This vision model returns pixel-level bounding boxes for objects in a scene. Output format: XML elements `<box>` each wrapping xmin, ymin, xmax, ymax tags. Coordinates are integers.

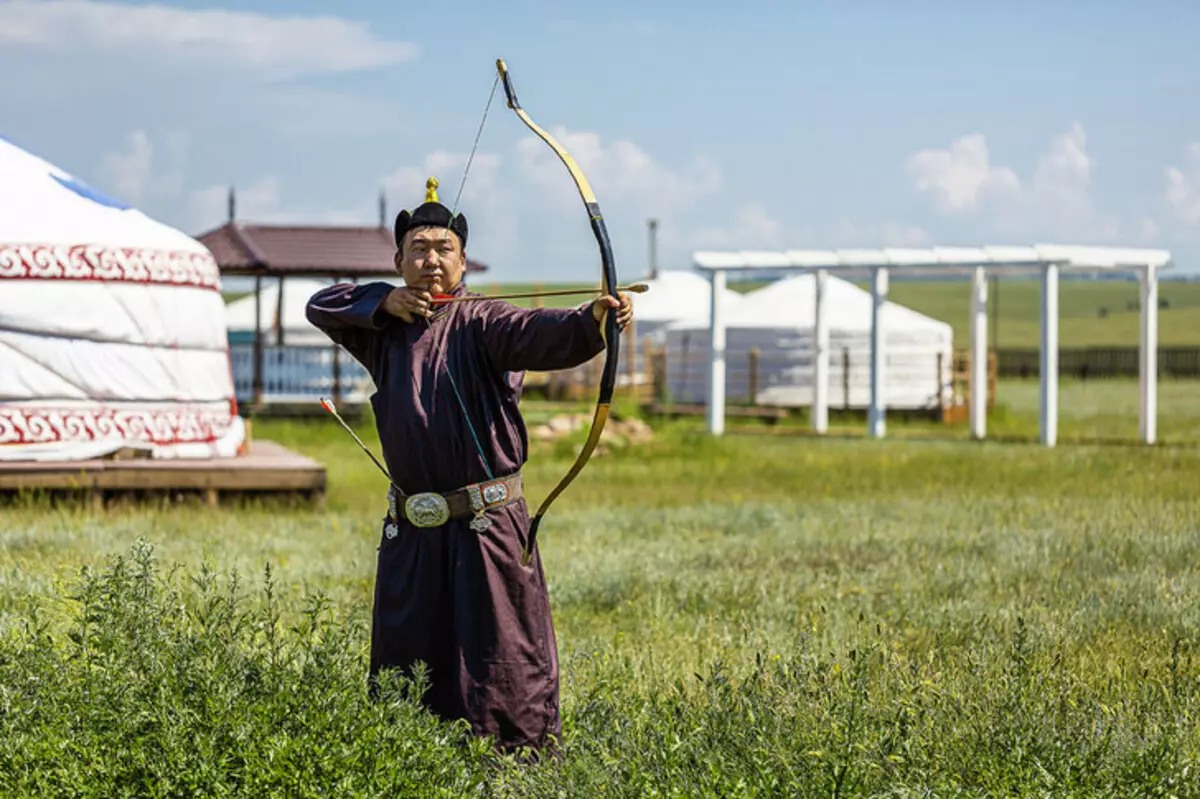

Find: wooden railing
<box><xmin>996</xmin><ymin>347</ymin><xmax>1200</xmax><ymax>379</ymax></box>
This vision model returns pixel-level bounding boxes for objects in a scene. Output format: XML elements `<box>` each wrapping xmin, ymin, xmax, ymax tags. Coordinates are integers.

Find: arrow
<box><xmin>432</xmin><ymin>282</ymin><xmax>649</xmax><ymax>304</ymax></box>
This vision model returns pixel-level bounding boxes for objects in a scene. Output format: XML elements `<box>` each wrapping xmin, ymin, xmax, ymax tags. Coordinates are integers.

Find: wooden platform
<box><xmin>0</xmin><ymin>440</ymin><xmax>325</xmax><ymax>507</ymax></box>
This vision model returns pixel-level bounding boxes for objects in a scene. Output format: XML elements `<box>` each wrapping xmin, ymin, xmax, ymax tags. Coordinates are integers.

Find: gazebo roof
<box><xmin>197</xmin><ymin>222</ymin><xmax>489</xmax><ymax>278</ymax></box>
<box><xmin>693</xmin><ymin>245</ymin><xmax>1173</xmax><ymax>276</ymax></box>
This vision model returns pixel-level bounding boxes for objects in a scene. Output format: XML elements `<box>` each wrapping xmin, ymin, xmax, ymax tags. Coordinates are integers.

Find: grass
<box><xmin>1</xmin><ymin>389</ymin><xmax>1198</xmax><ymax>795</ymax></box>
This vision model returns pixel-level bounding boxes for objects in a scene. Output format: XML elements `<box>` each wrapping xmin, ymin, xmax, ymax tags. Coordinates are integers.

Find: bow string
<box><xmin>448</xmin><ymin>58</ymin><xmax>622</xmax><ymax>566</ymax></box>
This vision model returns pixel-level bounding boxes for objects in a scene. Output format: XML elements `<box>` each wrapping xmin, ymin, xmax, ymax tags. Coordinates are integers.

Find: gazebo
<box><xmin>196</xmin><ymin>194</ymin><xmax>487</xmax><ymax>410</ymax></box>
<box><xmin>693</xmin><ymin>245</ymin><xmax>1172</xmax><ymax>446</ymax></box>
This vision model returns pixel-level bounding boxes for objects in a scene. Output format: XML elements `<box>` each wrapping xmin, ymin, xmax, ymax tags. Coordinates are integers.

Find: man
<box><xmin>305</xmin><ymin>178</ymin><xmax>633</xmax><ymax>754</ymax></box>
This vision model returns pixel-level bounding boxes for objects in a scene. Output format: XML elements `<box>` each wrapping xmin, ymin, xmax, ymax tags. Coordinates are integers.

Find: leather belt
<box><xmin>386</xmin><ymin>472</ymin><xmax>523</xmax><ymax>533</ymax></box>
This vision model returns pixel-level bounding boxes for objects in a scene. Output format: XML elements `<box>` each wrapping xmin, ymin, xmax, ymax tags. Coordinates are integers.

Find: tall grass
<box><xmin>0</xmin><ymin>537</ymin><xmax>1195</xmax><ymax>796</ymax></box>
<box><xmin>1</xmin><ymin>411</ymin><xmax>1198</xmax><ymax>794</ymax></box>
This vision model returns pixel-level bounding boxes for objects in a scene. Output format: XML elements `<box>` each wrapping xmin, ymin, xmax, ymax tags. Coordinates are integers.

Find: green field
<box><xmin>1</xmin><ymin>384</ymin><xmax>1198</xmax><ymax>795</ymax></box>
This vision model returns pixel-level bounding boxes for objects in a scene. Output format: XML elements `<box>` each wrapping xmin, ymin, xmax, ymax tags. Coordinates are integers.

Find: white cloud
<box><xmin>190</xmin><ymin>177</ymin><xmax>281</xmax><ymax>229</ymax></box>
<box><xmin>693</xmin><ymin>204</ymin><xmax>786</xmax><ymax>249</ymax></box>
<box><xmin>516</xmin><ymin>127</ymin><xmax>722</xmax><ymax>213</ymax></box>
<box><xmin>906</xmin><ymin>133</ymin><xmax>1020</xmax><ymax>213</ymax></box>
<box><xmin>382</xmin><ymin>150</ymin><xmax>502</xmax><ymax>212</ymax></box>
<box><xmin>99</xmin><ymin>130</ymin><xmax>153</xmax><ymax>203</ymax></box>
<box><xmin>1166</xmin><ymin>143</ymin><xmax>1200</xmax><ymax>227</ymax></box>
<box><xmin>906</xmin><ymin>123</ymin><xmax>1121</xmax><ymax>241</ymax></box>
<box><xmin>98</xmin><ymin>129</ymin><xmax>187</xmax><ymax>205</ymax></box>
<box><xmin>829</xmin><ymin>219</ymin><xmax>931</xmax><ymax>248</ymax></box>
<box><xmin>0</xmin><ymin>0</ymin><xmax>417</xmax><ymax>80</ymax></box>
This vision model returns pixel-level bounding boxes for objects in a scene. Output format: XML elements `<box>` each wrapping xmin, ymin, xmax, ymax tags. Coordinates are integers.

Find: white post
<box><xmin>970</xmin><ymin>266</ymin><xmax>989</xmax><ymax>440</ymax></box>
<box><xmin>1040</xmin><ymin>263</ymin><xmax>1059</xmax><ymax>447</ymax></box>
<box><xmin>1139</xmin><ymin>264</ymin><xmax>1159</xmax><ymax>445</ymax></box>
<box><xmin>707</xmin><ymin>269</ymin><xmax>727</xmax><ymax>436</ymax></box>
<box><xmin>869</xmin><ymin>267</ymin><xmax>888</xmax><ymax>438</ymax></box>
<box><xmin>813</xmin><ymin>269</ymin><xmax>830</xmax><ymax>434</ymax></box>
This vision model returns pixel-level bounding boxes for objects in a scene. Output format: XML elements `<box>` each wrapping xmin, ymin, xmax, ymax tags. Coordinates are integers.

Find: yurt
<box><xmin>662</xmin><ymin>273</ymin><xmax>954</xmax><ymax>409</ymax></box>
<box><xmin>223</xmin><ymin>277</ymin><xmax>336</xmax><ymax>346</ymax></box>
<box><xmin>0</xmin><ymin>136</ymin><xmax>245</xmax><ymax>461</ymax></box>
<box><xmin>627</xmin><ymin>270</ymin><xmax>745</xmax><ymax>345</ymax></box>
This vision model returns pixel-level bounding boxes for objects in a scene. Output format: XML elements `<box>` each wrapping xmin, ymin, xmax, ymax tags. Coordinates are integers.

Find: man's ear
<box><xmin>393</xmin><ymin>251</ymin><xmax>403</xmax><ymax>271</ymax></box>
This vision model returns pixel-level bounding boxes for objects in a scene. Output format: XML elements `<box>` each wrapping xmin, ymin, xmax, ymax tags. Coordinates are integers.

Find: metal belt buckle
<box><xmin>405</xmin><ymin>492</ymin><xmax>451</xmax><ymax>528</ymax></box>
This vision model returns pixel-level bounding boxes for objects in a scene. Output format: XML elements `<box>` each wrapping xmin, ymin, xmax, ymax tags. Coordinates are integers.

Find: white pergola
<box><xmin>693</xmin><ymin>245</ymin><xmax>1173</xmax><ymax>446</ymax></box>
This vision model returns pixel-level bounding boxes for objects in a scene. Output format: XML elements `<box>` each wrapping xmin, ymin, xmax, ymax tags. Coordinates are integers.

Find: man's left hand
<box><xmin>592</xmin><ymin>292</ymin><xmax>633</xmax><ymax>331</ymax></box>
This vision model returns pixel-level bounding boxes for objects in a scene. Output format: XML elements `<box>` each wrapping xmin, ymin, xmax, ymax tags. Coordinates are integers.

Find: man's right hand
<box><xmin>382</xmin><ymin>286</ymin><xmax>433</xmax><ymax>323</ymax></box>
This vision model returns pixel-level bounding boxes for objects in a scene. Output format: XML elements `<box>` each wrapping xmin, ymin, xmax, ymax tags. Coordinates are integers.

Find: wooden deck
<box><xmin>0</xmin><ymin>440</ymin><xmax>325</xmax><ymax>508</ymax></box>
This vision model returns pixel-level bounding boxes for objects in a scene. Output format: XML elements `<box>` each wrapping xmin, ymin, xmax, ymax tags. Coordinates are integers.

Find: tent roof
<box><xmin>198</xmin><ymin>222</ymin><xmax>490</xmax><ymax>278</ymax></box>
<box><xmin>694</xmin><ymin>245</ymin><xmax>1173</xmax><ymax>276</ymax></box>
<box><xmin>629</xmin><ymin>270</ymin><xmax>744</xmax><ymax>324</ymax></box>
<box><xmin>667</xmin><ymin>273</ymin><xmax>952</xmax><ymax>334</ymax></box>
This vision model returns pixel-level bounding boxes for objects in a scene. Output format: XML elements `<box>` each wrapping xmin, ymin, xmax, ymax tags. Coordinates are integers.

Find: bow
<box><xmin>493</xmin><ymin>59</ymin><xmax>622</xmax><ymax>565</ymax></box>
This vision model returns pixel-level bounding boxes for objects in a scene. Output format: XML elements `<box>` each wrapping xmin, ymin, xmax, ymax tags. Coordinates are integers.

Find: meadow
<box><xmin>1</xmin><ymin>378</ymin><xmax>1198</xmax><ymax>796</ymax></box>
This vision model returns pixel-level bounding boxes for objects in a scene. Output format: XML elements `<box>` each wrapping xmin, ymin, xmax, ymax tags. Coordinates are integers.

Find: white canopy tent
<box><xmin>693</xmin><ymin>245</ymin><xmax>1173</xmax><ymax>445</ymax></box>
<box><xmin>0</xmin><ymin>136</ymin><xmax>245</xmax><ymax>461</ymax></box>
<box><xmin>663</xmin><ymin>273</ymin><xmax>953</xmax><ymax>409</ymax></box>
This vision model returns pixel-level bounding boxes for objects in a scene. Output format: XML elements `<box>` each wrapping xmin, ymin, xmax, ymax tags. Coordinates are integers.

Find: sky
<box><xmin>3</xmin><ymin>0</ymin><xmax>1200</xmax><ymax>283</ymax></box>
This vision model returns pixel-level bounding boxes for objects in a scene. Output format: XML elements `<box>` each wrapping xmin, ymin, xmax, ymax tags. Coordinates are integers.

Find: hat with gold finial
<box><xmin>392</xmin><ymin>176</ymin><xmax>469</xmax><ymax>250</ymax></box>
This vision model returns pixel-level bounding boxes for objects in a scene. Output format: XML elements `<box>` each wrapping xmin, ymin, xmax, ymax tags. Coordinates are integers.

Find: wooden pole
<box><xmin>988</xmin><ymin>351</ymin><xmax>997</xmax><ymax>411</ymax></box>
<box><xmin>842</xmin><ymin>347</ymin><xmax>851</xmax><ymax>411</ymax></box>
<box><xmin>624</xmin><ymin>324</ymin><xmax>636</xmax><ymax>397</ymax></box>
<box><xmin>253</xmin><ymin>275</ymin><xmax>263</xmax><ymax>409</ymax></box>
<box><xmin>332</xmin><ymin>344</ymin><xmax>342</xmax><ymax>408</ymax></box>
<box><xmin>748</xmin><ymin>347</ymin><xmax>759</xmax><ymax>405</ymax></box>
<box><xmin>937</xmin><ymin>351</ymin><xmax>945</xmax><ymax>420</ymax></box>
<box><xmin>275</xmin><ymin>276</ymin><xmax>285</xmax><ymax>347</ymax></box>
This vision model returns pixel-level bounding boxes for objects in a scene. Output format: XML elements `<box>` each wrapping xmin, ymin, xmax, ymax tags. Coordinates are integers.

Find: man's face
<box><xmin>395</xmin><ymin>226</ymin><xmax>465</xmax><ymax>294</ymax></box>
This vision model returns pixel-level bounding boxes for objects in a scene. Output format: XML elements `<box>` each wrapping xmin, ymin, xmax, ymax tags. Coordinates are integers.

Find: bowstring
<box><xmin>423</xmin><ymin>70</ymin><xmax>501</xmax><ymax>482</ymax></box>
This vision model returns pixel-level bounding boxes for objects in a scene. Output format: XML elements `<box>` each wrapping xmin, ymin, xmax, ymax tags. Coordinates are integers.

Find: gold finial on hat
<box><xmin>425</xmin><ymin>177</ymin><xmax>439</xmax><ymax>203</ymax></box>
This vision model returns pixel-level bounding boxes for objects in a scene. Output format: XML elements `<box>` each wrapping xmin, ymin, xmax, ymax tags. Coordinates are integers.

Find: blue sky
<box><xmin>4</xmin><ymin>0</ymin><xmax>1199</xmax><ymax>282</ymax></box>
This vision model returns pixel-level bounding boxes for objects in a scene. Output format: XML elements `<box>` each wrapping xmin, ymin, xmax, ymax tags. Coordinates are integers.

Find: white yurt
<box><xmin>223</xmin><ymin>276</ymin><xmax>336</xmax><ymax>346</ymax></box>
<box><xmin>627</xmin><ymin>270</ymin><xmax>744</xmax><ymax>345</ymax></box>
<box><xmin>0</xmin><ymin>136</ymin><xmax>245</xmax><ymax>461</ymax></box>
<box><xmin>662</xmin><ymin>273</ymin><xmax>954</xmax><ymax>409</ymax></box>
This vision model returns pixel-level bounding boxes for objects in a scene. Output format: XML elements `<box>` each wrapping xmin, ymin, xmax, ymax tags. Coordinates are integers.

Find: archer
<box><xmin>305</xmin><ymin>177</ymin><xmax>633</xmax><ymax>754</ymax></box>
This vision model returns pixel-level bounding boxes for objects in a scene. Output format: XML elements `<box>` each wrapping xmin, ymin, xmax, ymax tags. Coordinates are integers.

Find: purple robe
<box><xmin>305</xmin><ymin>280</ymin><xmax>606</xmax><ymax>751</ymax></box>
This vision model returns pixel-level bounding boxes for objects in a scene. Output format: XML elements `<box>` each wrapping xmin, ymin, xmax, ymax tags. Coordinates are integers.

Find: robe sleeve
<box><xmin>481</xmin><ymin>302</ymin><xmax>607</xmax><ymax>374</ymax></box>
<box><xmin>305</xmin><ymin>282</ymin><xmax>395</xmax><ymax>370</ymax></box>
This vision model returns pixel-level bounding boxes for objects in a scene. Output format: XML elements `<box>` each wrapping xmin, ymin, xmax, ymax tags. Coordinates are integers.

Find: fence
<box><xmin>228</xmin><ymin>344</ymin><xmax>373</xmax><ymax>406</ymax></box>
<box><xmin>996</xmin><ymin>347</ymin><xmax>1200</xmax><ymax>379</ymax></box>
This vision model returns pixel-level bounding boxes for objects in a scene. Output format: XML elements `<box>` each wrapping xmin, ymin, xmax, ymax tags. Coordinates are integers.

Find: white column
<box><xmin>707</xmin><ymin>269</ymin><xmax>727</xmax><ymax>436</ymax></box>
<box><xmin>813</xmin><ymin>269</ymin><xmax>830</xmax><ymax>434</ymax></box>
<box><xmin>970</xmin><ymin>266</ymin><xmax>989</xmax><ymax>440</ymax></box>
<box><xmin>868</xmin><ymin>267</ymin><xmax>888</xmax><ymax>438</ymax></box>
<box><xmin>1140</xmin><ymin>264</ymin><xmax>1159</xmax><ymax>445</ymax></box>
<box><xmin>1039</xmin><ymin>263</ymin><xmax>1059</xmax><ymax>447</ymax></box>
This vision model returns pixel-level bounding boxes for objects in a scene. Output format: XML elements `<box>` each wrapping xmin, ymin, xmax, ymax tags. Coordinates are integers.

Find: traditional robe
<box><xmin>305</xmin><ymin>280</ymin><xmax>606</xmax><ymax>751</ymax></box>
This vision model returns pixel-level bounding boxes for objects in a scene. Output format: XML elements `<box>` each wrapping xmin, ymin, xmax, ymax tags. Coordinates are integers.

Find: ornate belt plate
<box><xmin>405</xmin><ymin>492</ymin><xmax>451</xmax><ymax>528</ymax></box>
